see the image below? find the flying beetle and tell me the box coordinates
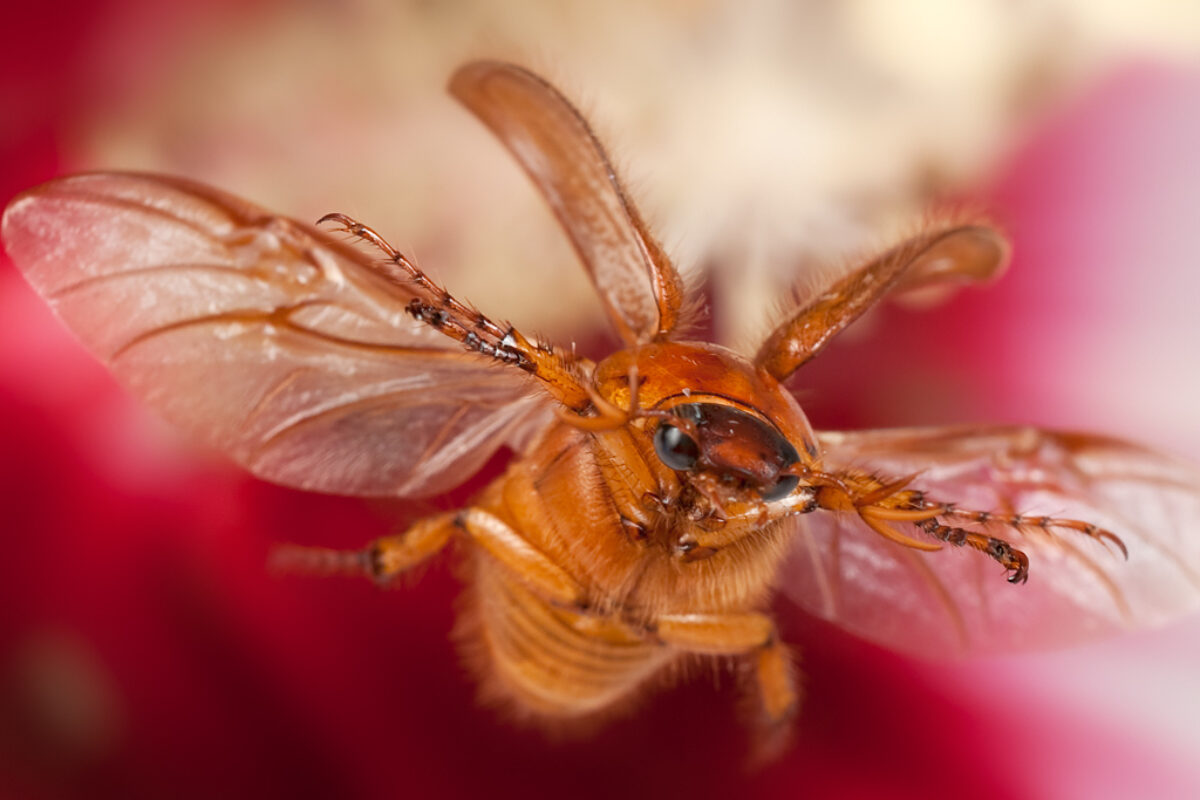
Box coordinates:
[4,61,1199,752]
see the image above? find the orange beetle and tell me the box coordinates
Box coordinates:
[4,61,1199,753]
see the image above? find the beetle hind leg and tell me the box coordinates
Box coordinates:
[271,511,457,584]
[749,639,802,763]
[268,543,373,578]
[648,612,801,756]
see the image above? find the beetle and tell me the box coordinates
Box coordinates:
[4,60,1199,754]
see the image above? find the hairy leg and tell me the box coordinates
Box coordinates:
[273,507,586,606]
[803,466,1125,584]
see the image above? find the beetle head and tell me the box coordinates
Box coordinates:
[593,342,818,515]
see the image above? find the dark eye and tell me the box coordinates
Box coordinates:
[760,474,799,502]
[654,423,700,471]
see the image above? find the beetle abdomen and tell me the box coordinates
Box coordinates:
[469,558,669,719]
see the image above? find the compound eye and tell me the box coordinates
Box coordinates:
[760,474,800,502]
[653,423,700,471]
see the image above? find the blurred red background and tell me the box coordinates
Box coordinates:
[2,2,1199,798]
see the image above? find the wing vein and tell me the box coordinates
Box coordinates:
[49,262,251,300]
[108,305,462,362]
[41,187,238,239]
[254,380,518,454]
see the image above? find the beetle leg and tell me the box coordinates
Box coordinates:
[648,612,799,730]
[270,512,457,583]
[558,363,643,431]
[272,507,589,605]
[555,381,631,431]
[807,468,1031,579]
[318,212,593,411]
[808,466,1122,583]
[807,474,943,552]
[457,509,587,609]
[937,507,1127,558]
[913,518,1030,584]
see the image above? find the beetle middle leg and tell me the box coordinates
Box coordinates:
[540,609,800,727]
[456,508,586,609]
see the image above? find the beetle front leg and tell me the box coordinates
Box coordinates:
[650,612,800,733]
[317,212,593,411]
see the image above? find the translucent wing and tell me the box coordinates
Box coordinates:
[783,426,1200,657]
[450,60,683,345]
[2,172,550,497]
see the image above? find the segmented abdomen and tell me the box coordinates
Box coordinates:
[469,557,669,718]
